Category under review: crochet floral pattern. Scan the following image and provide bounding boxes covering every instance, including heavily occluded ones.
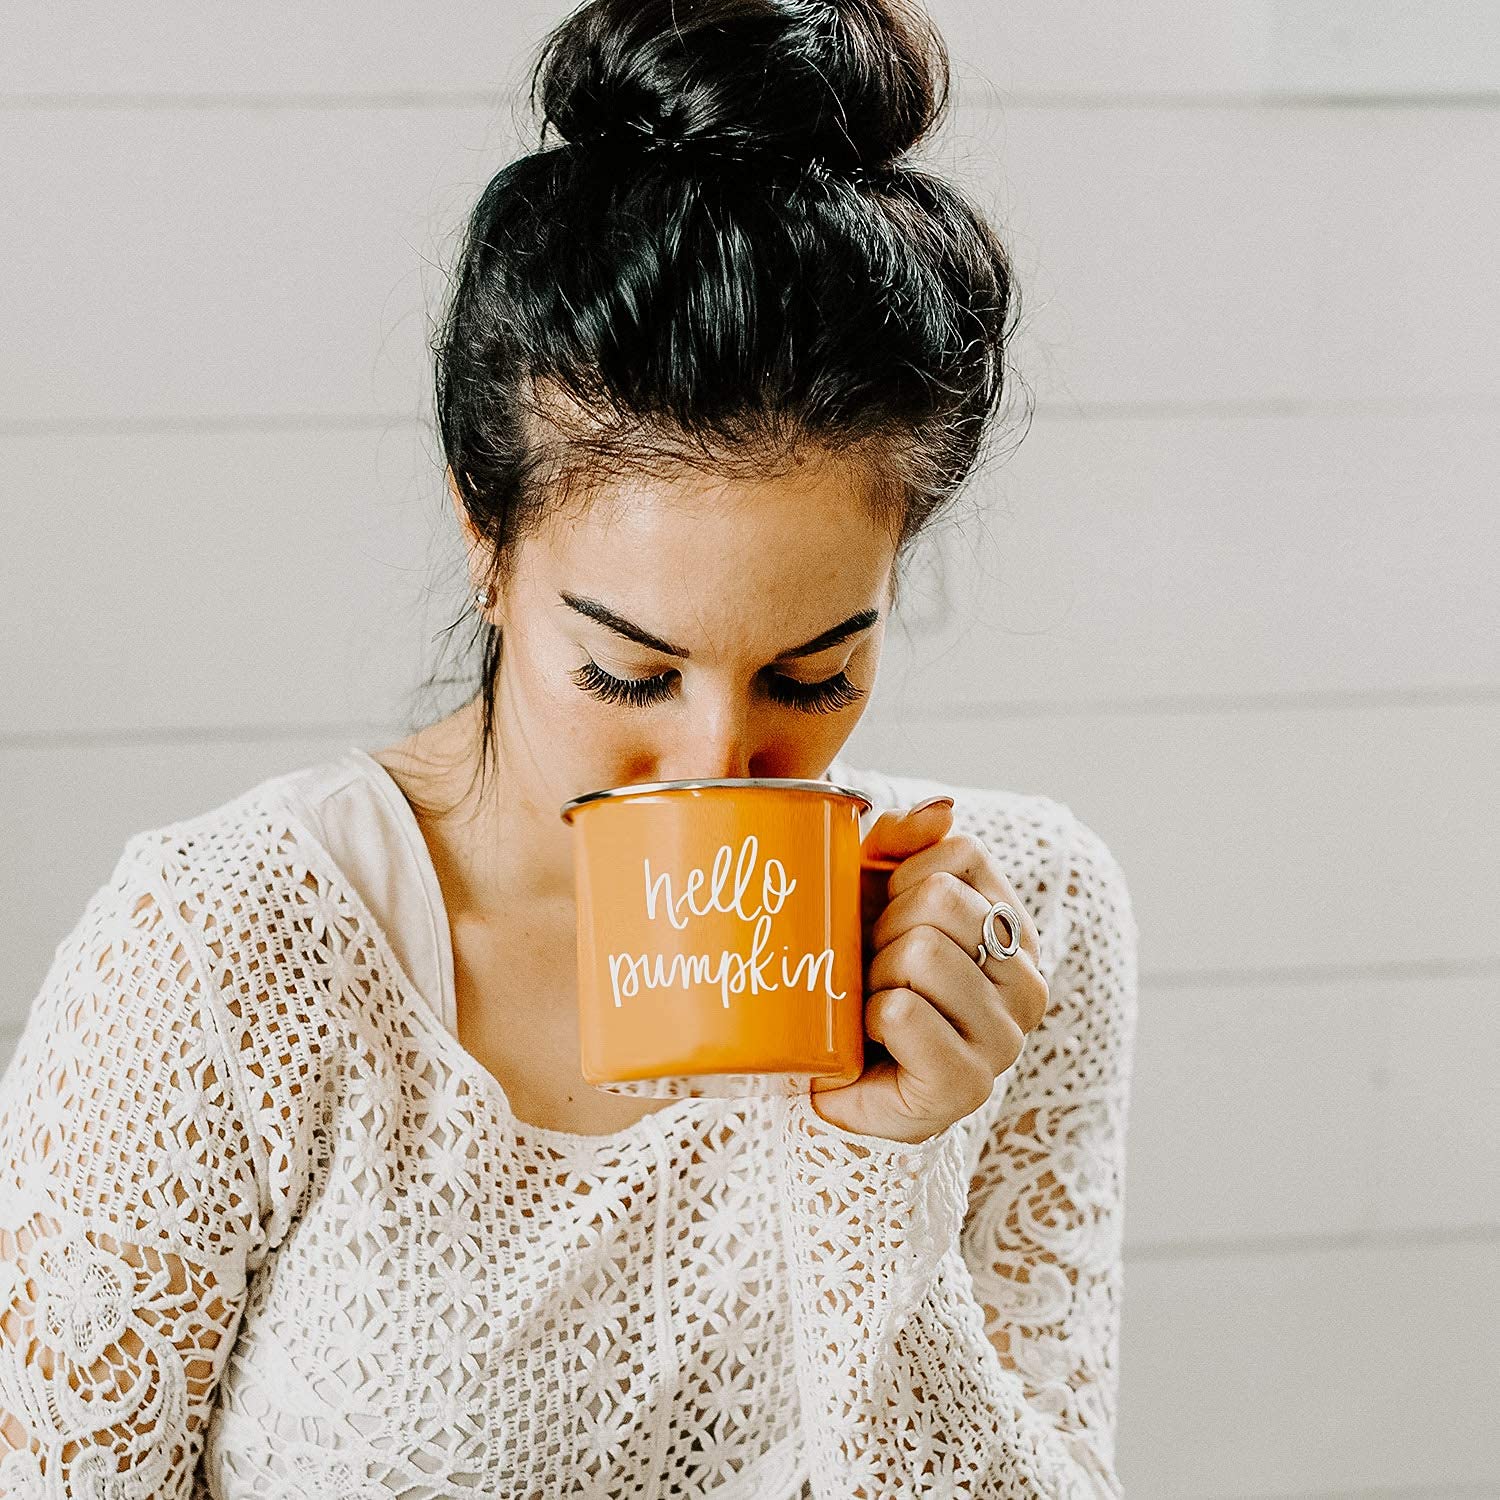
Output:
[0,757,1138,1497]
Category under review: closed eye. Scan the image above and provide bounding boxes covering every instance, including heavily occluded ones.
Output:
[570,659,865,716]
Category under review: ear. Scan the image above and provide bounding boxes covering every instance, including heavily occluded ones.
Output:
[448,467,499,616]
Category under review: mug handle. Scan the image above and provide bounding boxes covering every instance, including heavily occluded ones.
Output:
[858,854,902,943]
[856,856,903,1063]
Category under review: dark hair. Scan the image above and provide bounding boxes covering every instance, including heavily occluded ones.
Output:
[417,0,1024,806]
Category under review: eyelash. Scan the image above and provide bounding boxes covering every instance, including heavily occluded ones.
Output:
[570,659,866,716]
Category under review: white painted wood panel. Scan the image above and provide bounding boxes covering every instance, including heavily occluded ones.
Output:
[1375,972,1500,1236]
[0,3,565,99]
[888,405,1500,713]
[3,105,1496,424]
[938,103,1500,410]
[840,699,1500,975]
[954,0,1500,101]
[0,426,447,736]
[7,4,1493,102]
[1117,1232,1500,1496]
[1128,971,1500,1247]
[1267,0,1500,99]
[5,407,1494,739]
[0,105,506,424]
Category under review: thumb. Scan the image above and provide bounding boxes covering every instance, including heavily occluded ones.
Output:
[861,794,955,867]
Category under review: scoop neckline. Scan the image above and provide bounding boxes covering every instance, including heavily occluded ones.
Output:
[337,745,723,1152]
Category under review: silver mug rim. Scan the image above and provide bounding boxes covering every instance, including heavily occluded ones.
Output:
[558,776,874,824]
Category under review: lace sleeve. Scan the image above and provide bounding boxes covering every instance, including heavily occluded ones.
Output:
[0,841,266,1497]
[959,815,1140,1490]
[776,813,1139,1498]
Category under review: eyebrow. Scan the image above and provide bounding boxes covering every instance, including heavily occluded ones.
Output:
[558,591,881,662]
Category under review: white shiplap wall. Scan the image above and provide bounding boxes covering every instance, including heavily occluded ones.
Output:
[3,4,1497,1496]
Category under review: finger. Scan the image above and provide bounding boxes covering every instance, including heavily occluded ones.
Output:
[872,869,1046,1024]
[860,798,955,865]
[868,924,1034,1069]
[864,986,996,1117]
[881,834,1043,968]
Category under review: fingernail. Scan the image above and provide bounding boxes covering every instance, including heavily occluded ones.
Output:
[910,795,954,814]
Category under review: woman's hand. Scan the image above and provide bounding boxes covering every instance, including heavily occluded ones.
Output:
[808,797,1050,1145]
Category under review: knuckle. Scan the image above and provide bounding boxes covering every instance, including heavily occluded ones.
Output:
[901,924,948,969]
[892,987,924,1025]
[964,1058,997,1109]
[932,869,971,922]
[954,832,990,870]
[1002,960,1050,1032]
[920,923,951,965]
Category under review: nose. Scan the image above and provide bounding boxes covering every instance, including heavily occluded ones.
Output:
[665,743,756,782]
[661,711,761,782]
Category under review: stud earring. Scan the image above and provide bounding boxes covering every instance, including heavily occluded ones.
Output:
[473,585,494,610]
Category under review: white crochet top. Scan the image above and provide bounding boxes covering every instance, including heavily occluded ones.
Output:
[0,746,1139,1498]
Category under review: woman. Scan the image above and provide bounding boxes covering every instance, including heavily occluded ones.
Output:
[0,1,1139,1495]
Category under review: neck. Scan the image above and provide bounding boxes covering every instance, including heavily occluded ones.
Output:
[381,697,577,916]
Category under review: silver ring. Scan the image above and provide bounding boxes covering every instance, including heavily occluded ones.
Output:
[975,900,1023,966]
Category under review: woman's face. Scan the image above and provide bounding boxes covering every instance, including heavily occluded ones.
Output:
[457,450,899,804]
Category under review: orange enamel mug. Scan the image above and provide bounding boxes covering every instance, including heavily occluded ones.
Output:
[558,777,899,1098]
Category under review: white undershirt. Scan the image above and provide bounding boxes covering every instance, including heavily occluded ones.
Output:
[275,746,459,1034]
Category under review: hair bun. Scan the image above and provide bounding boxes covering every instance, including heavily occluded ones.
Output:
[530,0,948,173]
